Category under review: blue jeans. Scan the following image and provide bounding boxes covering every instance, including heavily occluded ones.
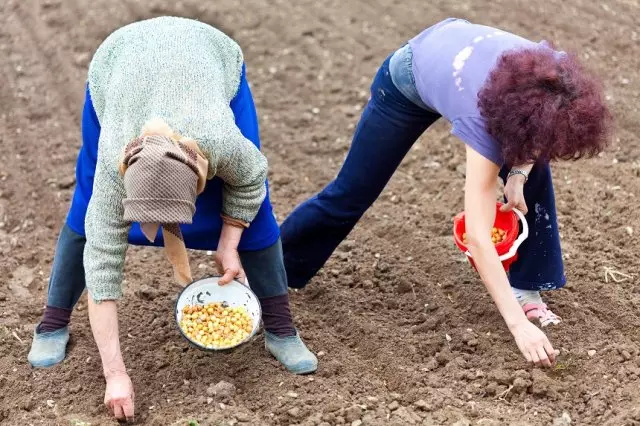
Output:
[280,46,566,292]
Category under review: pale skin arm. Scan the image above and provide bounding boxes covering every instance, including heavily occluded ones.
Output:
[464,146,556,367]
[215,222,245,285]
[88,298,135,421]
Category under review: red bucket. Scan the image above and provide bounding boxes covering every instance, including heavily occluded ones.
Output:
[453,202,529,272]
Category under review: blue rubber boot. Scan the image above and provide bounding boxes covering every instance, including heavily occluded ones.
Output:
[27,327,70,368]
[265,331,318,375]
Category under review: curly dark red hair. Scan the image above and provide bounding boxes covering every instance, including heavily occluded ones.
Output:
[478,46,612,166]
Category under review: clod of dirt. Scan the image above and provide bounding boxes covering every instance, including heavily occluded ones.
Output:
[387,400,400,411]
[512,377,532,393]
[413,399,432,411]
[389,392,403,401]
[529,370,559,398]
[73,52,90,68]
[339,240,355,252]
[362,412,379,424]
[465,338,479,347]
[623,408,640,422]
[351,420,363,426]
[435,350,454,366]
[386,299,399,310]
[20,396,34,411]
[234,410,252,422]
[513,369,531,380]
[461,331,475,343]
[287,407,301,418]
[587,350,597,357]
[344,405,363,422]
[452,418,472,426]
[206,381,236,399]
[395,280,413,294]
[324,402,343,413]
[484,382,503,396]
[423,357,439,372]
[135,284,158,301]
[319,360,342,378]
[392,406,421,424]
[412,317,440,333]
[488,370,511,385]
[57,175,76,189]
[552,411,572,426]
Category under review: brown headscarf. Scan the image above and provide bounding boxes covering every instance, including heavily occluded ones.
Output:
[119,133,208,285]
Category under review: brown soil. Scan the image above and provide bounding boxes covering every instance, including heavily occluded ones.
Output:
[1,0,640,425]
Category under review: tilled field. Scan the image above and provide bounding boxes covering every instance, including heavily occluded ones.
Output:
[1,0,639,424]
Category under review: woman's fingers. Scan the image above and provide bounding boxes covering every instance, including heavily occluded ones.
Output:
[500,199,514,212]
[219,269,235,285]
[122,397,135,422]
[517,199,529,214]
[544,340,557,364]
[530,348,542,367]
[112,403,125,421]
[536,346,552,367]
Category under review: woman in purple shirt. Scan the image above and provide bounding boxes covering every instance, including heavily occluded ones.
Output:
[281,18,611,367]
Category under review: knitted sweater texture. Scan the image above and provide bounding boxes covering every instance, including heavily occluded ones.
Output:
[84,17,267,301]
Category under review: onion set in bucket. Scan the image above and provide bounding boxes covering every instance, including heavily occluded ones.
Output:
[175,277,262,351]
[453,202,529,271]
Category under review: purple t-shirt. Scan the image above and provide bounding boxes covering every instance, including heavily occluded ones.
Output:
[409,18,544,166]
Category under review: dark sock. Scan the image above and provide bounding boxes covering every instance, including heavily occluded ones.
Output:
[259,294,296,337]
[37,306,72,333]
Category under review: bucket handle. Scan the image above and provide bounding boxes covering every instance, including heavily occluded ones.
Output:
[465,208,529,261]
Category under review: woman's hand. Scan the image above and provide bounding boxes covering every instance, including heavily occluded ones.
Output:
[87,299,136,421]
[215,245,245,284]
[500,174,528,214]
[509,320,558,367]
[104,372,135,422]
[216,222,245,285]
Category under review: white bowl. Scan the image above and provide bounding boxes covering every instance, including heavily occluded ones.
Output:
[175,277,262,351]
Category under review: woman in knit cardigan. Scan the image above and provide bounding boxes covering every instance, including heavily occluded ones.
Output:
[28,17,316,422]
